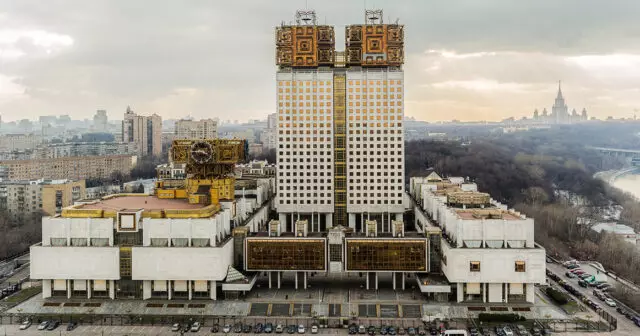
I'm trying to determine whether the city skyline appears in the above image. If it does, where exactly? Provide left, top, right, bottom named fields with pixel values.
left=1, top=0, right=640, bottom=122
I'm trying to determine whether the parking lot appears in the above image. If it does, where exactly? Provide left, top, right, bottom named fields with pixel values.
left=546, top=261, right=640, bottom=335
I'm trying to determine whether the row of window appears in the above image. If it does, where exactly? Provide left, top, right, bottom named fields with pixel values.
left=469, top=261, right=526, bottom=272
left=278, top=199, right=403, bottom=205
left=277, top=80, right=402, bottom=86
left=279, top=125, right=404, bottom=130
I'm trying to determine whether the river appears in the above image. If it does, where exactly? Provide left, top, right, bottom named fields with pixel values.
left=612, top=172, right=640, bottom=199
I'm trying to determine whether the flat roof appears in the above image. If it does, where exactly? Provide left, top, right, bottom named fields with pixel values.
left=78, top=195, right=204, bottom=211
left=456, top=210, right=522, bottom=221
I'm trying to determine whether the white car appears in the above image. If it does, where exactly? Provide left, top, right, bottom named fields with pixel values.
left=191, top=322, right=201, bottom=332
left=171, top=323, right=181, bottom=332
left=223, top=324, right=232, bottom=333
left=19, top=320, right=32, bottom=330
left=503, top=326, right=514, bottom=336
left=604, top=298, right=617, bottom=307
left=298, top=324, right=306, bottom=334
left=37, top=321, right=50, bottom=330
left=311, top=325, right=319, bottom=334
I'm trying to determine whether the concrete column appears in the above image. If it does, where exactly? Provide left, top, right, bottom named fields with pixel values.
left=457, top=283, right=464, bottom=303
left=168, top=281, right=172, bottom=300
left=279, top=213, right=287, bottom=234
left=143, top=280, right=151, bottom=300
left=277, top=272, right=281, bottom=289
left=87, top=280, right=92, bottom=299
left=525, top=284, right=535, bottom=303
left=295, top=272, right=299, bottom=290
left=375, top=273, right=379, bottom=290
left=268, top=272, right=272, bottom=289
left=387, top=213, right=391, bottom=233
left=349, top=214, right=356, bottom=229
left=326, top=213, right=332, bottom=228
left=67, top=280, right=71, bottom=299
left=402, top=272, right=405, bottom=290
left=393, top=272, right=396, bottom=290
left=109, top=280, right=115, bottom=300
left=42, top=280, right=52, bottom=298
left=210, top=281, right=217, bottom=300
left=188, top=281, right=192, bottom=300
left=366, top=273, right=370, bottom=290
left=482, top=283, right=487, bottom=303
left=504, top=283, right=508, bottom=303
left=304, top=272, right=308, bottom=289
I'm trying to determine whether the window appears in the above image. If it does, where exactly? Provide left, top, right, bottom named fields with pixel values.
left=470, top=261, right=481, bottom=272
left=329, top=244, right=342, bottom=262
left=515, top=261, right=526, bottom=272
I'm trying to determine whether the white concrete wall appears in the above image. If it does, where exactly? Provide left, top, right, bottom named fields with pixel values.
left=131, top=240, right=233, bottom=281
left=30, top=246, right=120, bottom=280
left=441, top=243, right=546, bottom=284
left=42, top=217, right=114, bottom=246
left=142, top=208, right=231, bottom=247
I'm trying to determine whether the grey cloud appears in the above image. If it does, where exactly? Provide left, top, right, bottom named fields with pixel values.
left=1, top=0, right=639, bottom=121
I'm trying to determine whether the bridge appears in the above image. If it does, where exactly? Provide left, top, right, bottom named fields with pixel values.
left=590, top=147, right=640, bottom=166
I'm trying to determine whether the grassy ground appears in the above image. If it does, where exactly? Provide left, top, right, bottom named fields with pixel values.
left=3, top=286, right=41, bottom=304
left=561, top=301, right=582, bottom=315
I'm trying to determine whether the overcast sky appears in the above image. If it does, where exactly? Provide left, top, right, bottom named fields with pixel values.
left=1, top=0, right=640, bottom=122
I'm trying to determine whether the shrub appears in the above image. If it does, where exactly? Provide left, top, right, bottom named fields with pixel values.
left=546, top=287, right=569, bottom=305
left=478, top=313, right=526, bottom=323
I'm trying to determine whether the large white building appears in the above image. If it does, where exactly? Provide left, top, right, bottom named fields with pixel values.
left=411, top=172, right=546, bottom=303
left=276, top=10, right=405, bottom=233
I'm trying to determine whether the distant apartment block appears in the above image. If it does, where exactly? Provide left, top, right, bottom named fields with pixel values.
left=0, top=155, right=137, bottom=181
left=35, top=142, right=139, bottom=159
left=122, top=106, right=162, bottom=156
left=0, top=179, right=85, bottom=220
left=174, top=119, right=218, bottom=139
left=0, top=134, right=43, bottom=151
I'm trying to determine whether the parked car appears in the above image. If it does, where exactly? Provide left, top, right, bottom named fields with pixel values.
left=407, top=327, right=416, bottom=335
left=286, top=325, right=296, bottom=334
left=604, top=298, right=617, bottom=307
left=530, top=327, right=542, bottom=336
left=66, top=322, right=77, bottom=331
left=46, top=321, right=60, bottom=331
left=515, top=325, right=529, bottom=336
left=275, top=324, right=284, bottom=334
left=265, top=323, right=274, bottom=333
left=311, top=325, right=319, bottom=334
left=398, top=327, right=406, bottom=335
left=380, top=325, right=389, bottom=335
left=211, top=323, right=220, bottom=333
left=596, top=283, right=611, bottom=290
left=298, top=324, right=306, bottom=334
left=388, top=326, right=397, bottom=335
left=37, top=321, right=50, bottom=331
left=19, top=320, right=32, bottom=330
left=243, top=324, right=253, bottom=333
left=191, top=322, right=202, bottom=332
left=255, top=323, right=264, bottom=333
left=565, top=272, right=577, bottom=278
left=469, top=327, right=479, bottom=336
left=502, top=326, right=514, bottom=336
left=579, top=273, right=592, bottom=279
left=368, top=326, right=377, bottom=335
left=234, top=323, right=243, bottom=333
left=172, top=323, right=182, bottom=332
left=222, top=324, right=232, bottom=333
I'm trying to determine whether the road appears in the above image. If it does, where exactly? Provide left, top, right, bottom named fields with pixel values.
left=547, top=262, right=639, bottom=335
left=0, top=324, right=350, bottom=336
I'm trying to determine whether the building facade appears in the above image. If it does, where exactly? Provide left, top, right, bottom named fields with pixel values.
left=411, top=172, right=546, bottom=303
left=0, top=179, right=85, bottom=221
left=275, top=10, right=405, bottom=232
left=35, top=142, right=139, bottom=159
left=0, top=134, right=43, bottom=151
left=174, top=119, right=218, bottom=140
left=0, top=155, right=137, bottom=181
left=122, top=106, right=162, bottom=156
left=93, top=110, right=108, bottom=131
left=532, top=82, right=588, bottom=124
